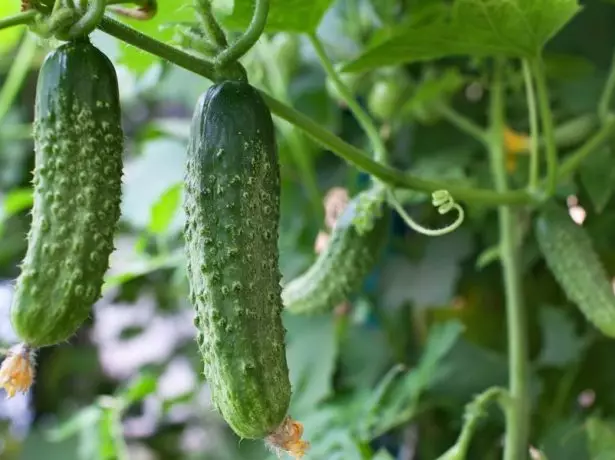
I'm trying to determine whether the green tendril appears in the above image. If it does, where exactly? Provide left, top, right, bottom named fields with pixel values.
left=389, top=189, right=465, bottom=237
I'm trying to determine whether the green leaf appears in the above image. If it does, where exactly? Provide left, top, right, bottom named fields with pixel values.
left=117, top=372, right=158, bottom=406
left=361, top=321, right=465, bottom=438
left=578, top=146, right=615, bottom=214
left=400, top=68, right=466, bottom=117
left=343, top=0, right=581, bottom=72
left=148, top=183, right=182, bottom=235
left=111, top=2, right=195, bottom=73
left=0, top=0, right=23, bottom=54
left=284, top=314, right=339, bottom=415
left=536, top=306, right=589, bottom=368
left=0, top=187, right=32, bottom=219
left=372, top=449, right=396, bottom=460
left=586, top=417, right=615, bottom=460
left=121, top=139, right=187, bottom=231
left=46, top=406, right=102, bottom=442
left=214, top=0, right=334, bottom=33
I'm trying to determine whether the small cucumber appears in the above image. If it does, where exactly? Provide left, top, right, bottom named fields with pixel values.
left=535, top=202, right=615, bottom=337
left=183, top=80, right=307, bottom=456
left=282, top=187, right=390, bottom=314
left=10, top=38, right=123, bottom=348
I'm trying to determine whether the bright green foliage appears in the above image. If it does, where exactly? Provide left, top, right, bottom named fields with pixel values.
left=535, top=203, right=615, bottom=338
left=183, top=80, right=291, bottom=439
left=282, top=187, right=390, bottom=314
left=343, top=0, right=581, bottom=72
left=10, top=39, right=123, bottom=347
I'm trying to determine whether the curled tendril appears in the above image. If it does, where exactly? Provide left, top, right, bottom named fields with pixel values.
left=389, top=189, right=465, bottom=237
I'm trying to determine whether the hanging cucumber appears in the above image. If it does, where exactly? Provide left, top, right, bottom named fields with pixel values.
left=183, top=80, right=308, bottom=457
left=535, top=202, right=615, bottom=337
left=10, top=38, right=123, bottom=347
left=0, top=38, right=123, bottom=398
left=282, top=187, right=391, bottom=314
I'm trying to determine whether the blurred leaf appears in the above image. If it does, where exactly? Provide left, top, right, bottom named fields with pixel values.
left=47, top=406, right=102, bottom=442
left=338, top=324, right=394, bottom=390
left=362, top=321, right=464, bottom=438
left=401, top=68, right=466, bottom=116
left=380, top=229, right=474, bottom=309
left=343, top=0, right=581, bottom=72
left=586, top=417, right=615, bottom=460
left=0, top=1, right=23, bottom=54
left=578, top=146, right=615, bottom=214
left=104, top=250, right=184, bottom=291
left=117, top=372, right=158, bottom=406
left=285, top=314, right=339, bottom=415
left=122, top=139, right=187, bottom=231
left=148, top=183, right=182, bottom=235
left=112, top=2, right=195, bottom=73
left=536, top=306, right=589, bottom=368
left=372, top=449, right=396, bottom=460
left=539, top=417, right=590, bottom=460
left=214, top=0, right=334, bottom=33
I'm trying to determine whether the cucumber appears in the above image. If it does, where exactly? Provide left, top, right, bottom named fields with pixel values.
left=183, top=80, right=306, bottom=454
left=535, top=202, right=615, bottom=337
left=9, top=38, right=123, bottom=348
left=282, top=187, right=390, bottom=314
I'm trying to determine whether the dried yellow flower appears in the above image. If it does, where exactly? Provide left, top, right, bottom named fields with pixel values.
left=266, top=416, right=310, bottom=459
left=0, top=344, right=35, bottom=398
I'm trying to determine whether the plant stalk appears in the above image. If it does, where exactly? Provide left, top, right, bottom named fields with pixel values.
left=522, top=59, right=540, bottom=192
left=530, top=57, right=557, bottom=195
left=489, top=59, right=530, bottom=460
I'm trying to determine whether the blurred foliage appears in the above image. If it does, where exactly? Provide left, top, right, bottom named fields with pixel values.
left=1, top=0, right=615, bottom=459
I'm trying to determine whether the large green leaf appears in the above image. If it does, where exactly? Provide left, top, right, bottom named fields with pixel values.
left=586, top=417, right=615, bottom=460
left=213, top=0, right=334, bottom=33
left=343, top=0, right=581, bottom=72
left=0, top=0, right=23, bottom=54
left=110, top=2, right=195, bottom=73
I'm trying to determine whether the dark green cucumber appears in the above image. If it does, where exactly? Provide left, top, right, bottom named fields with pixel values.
left=10, top=38, right=123, bottom=348
left=535, top=202, right=615, bottom=337
left=282, top=187, right=390, bottom=314
left=183, top=81, right=291, bottom=439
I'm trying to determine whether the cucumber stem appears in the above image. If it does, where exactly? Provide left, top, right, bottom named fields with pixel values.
left=216, top=0, right=269, bottom=67
left=489, top=59, right=530, bottom=460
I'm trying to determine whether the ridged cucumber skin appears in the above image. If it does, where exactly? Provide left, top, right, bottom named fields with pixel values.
left=535, top=203, right=615, bottom=337
left=183, top=81, right=291, bottom=439
left=282, top=189, right=391, bottom=314
left=10, top=39, right=123, bottom=347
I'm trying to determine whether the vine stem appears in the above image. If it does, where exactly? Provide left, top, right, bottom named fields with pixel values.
left=557, top=114, right=615, bottom=179
left=97, top=16, right=216, bottom=77
left=0, top=32, right=38, bottom=125
left=0, top=11, right=37, bottom=30
left=489, top=59, right=530, bottom=460
left=599, top=48, right=615, bottom=123
left=436, top=104, right=489, bottom=145
left=216, top=0, right=269, bottom=67
left=530, top=57, right=557, bottom=195
left=308, top=32, right=388, bottom=164
left=522, top=59, right=540, bottom=192
left=96, top=16, right=534, bottom=205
